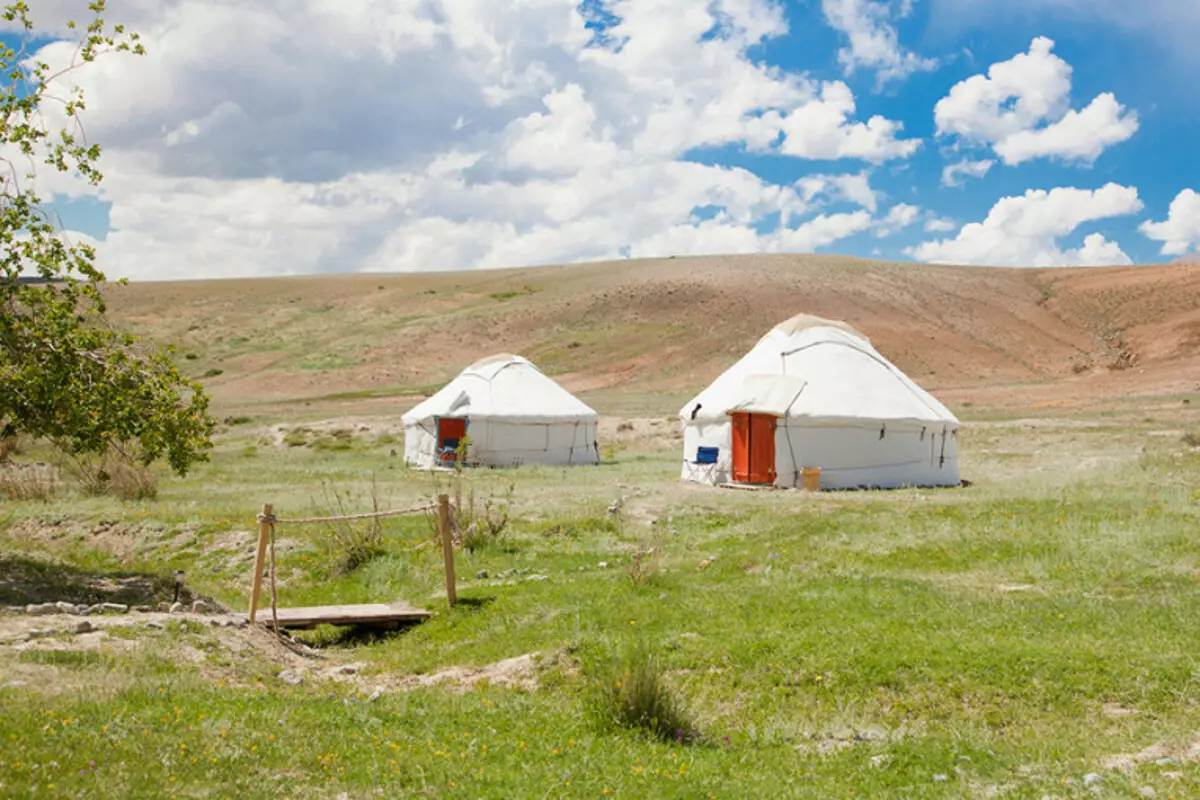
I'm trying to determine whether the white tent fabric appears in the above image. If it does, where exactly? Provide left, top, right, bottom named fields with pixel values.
left=402, top=354, right=600, bottom=468
left=680, top=314, right=961, bottom=490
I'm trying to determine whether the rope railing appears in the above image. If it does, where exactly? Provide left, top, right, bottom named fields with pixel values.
left=257, top=502, right=436, bottom=527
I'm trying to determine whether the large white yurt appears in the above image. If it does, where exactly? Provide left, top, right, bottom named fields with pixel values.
left=403, top=354, right=599, bottom=469
left=679, top=314, right=961, bottom=490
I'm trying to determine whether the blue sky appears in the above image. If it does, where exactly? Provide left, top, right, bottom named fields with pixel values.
left=8, top=0, right=1200, bottom=279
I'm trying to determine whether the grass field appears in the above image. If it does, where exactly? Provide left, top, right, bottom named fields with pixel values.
left=3, top=405, right=1200, bottom=798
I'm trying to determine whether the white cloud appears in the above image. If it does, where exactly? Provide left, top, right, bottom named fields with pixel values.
left=821, top=0, right=938, bottom=85
left=924, top=216, right=957, bottom=233
left=907, top=183, right=1143, bottom=266
left=1140, top=189, right=1200, bottom=256
left=934, top=37, right=1138, bottom=167
left=993, top=93, right=1140, bottom=166
left=798, top=169, right=880, bottom=212
left=873, top=202, right=921, bottom=237
left=778, top=211, right=874, bottom=251
left=20, top=0, right=923, bottom=280
left=941, top=157, right=994, bottom=187
left=760, top=82, right=922, bottom=163
left=628, top=210, right=873, bottom=259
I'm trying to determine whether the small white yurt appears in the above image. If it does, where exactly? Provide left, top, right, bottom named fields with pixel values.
left=403, top=354, right=599, bottom=469
left=680, top=314, right=961, bottom=490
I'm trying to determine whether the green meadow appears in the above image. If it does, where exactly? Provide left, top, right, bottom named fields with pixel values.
left=2, top=412, right=1200, bottom=798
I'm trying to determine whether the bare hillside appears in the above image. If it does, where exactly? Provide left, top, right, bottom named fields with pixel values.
left=105, top=254, right=1200, bottom=415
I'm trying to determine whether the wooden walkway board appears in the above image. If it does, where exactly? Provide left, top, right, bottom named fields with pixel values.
left=246, top=603, right=431, bottom=629
left=717, top=482, right=776, bottom=492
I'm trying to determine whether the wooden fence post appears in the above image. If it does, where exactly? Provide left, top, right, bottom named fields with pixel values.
left=438, top=494, right=456, bottom=607
left=249, top=502, right=273, bottom=623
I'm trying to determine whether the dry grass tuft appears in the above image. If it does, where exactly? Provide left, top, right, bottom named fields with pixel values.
left=0, top=462, right=60, bottom=502
left=313, top=479, right=385, bottom=573
left=592, top=643, right=699, bottom=744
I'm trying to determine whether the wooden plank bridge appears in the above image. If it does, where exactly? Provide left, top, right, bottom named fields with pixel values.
left=245, top=498, right=452, bottom=631
left=245, top=602, right=431, bottom=630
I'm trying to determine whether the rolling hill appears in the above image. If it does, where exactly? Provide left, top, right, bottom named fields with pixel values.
left=105, top=254, right=1200, bottom=417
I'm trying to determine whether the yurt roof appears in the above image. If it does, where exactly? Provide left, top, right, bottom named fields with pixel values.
left=680, top=315, right=958, bottom=427
left=771, top=313, right=865, bottom=340
left=402, top=354, right=598, bottom=424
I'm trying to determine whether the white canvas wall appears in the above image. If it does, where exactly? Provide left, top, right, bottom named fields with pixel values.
left=681, top=418, right=959, bottom=489
left=405, top=418, right=599, bottom=469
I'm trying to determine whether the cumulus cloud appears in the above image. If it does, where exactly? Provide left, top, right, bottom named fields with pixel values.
left=798, top=169, right=880, bottom=212
left=762, top=82, right=921, bottom=162
left=907, top=183, right=1143, bottom=266
left=934, top=37, right=1138, bottom=167
left=924, top=216, right=957, bottom=233
left=872, top=202, right=921, bottom=237
left=821, top=0, right=937, bottom=85
left=629, top=210, right=874, bottom=259
left=16, top=0, right=923, bottom=280
left=1140, top=189, right=1200, bottom=256
left=941, top=157, right=994, bottom=187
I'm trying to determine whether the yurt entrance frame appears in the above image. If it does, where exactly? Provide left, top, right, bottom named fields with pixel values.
left=730, top=412, right=776, bottom=485
left=435, top=417, right=468, bottom=465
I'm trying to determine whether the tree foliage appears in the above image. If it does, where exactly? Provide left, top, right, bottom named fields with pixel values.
left=0, top=1, right=214, bottom=476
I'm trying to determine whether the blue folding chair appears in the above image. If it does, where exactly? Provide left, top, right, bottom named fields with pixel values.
left=685, top=446, right=720, bottom=482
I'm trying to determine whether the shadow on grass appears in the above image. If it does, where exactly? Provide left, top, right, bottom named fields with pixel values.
left=452, top=594, right=495, bottom=610
left=292, top=619, right=428, bottom=648
left=0, top=553, right=194, bottom=607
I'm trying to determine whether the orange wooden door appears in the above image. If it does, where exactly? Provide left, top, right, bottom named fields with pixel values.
left=748, top=414, right=776, bottom=484
left=437, top=417, right=468, bottom=461
left=730, top=412, right=751, bottom=483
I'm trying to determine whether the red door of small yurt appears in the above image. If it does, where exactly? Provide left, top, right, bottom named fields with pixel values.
left=436, top=417, right=468, bottom=464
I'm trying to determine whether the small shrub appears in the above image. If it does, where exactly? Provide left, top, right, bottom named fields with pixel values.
left=375, top=433, right=397, bottom=446
left=19, top=650, right=103, bottom=668
left=73, top=453, right=158, bottom=501
left=539, top=514, right=618, bottom=538
left=489, top=286, right=538, bottom=301
left=108, top=462, right=158, bottom=501
left=617, top=421, right=635, bottom=432
left=1183, top=432, right=1200, bottom=448
left=0, top=435, right=24, bottom=461
left=202, top=368, right=224, bottom=378
left=282, top=430, right=308, bottom=447
left=223, top=415, right=253, bottom=426
left=315, top=479, right=385, bottom=573
left=592, top=643, right=698, bottom=744
left=184, top=352, right=199, bottom=360
left=627, top=547, right=663, bottom=588
left=0, top=463, right=60, bottom=502
left=427, top=472, right=514, bottom=552
left=311, top=435, right=353, bottom=452
left=600, top=444, right=621, bottom=465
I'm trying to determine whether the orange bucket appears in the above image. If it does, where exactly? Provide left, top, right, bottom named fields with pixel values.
left=801, top=467, right=821, bottom=492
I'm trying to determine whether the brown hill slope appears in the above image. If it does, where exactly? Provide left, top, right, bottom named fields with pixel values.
left=105, top=254, right=1200, bottom=416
